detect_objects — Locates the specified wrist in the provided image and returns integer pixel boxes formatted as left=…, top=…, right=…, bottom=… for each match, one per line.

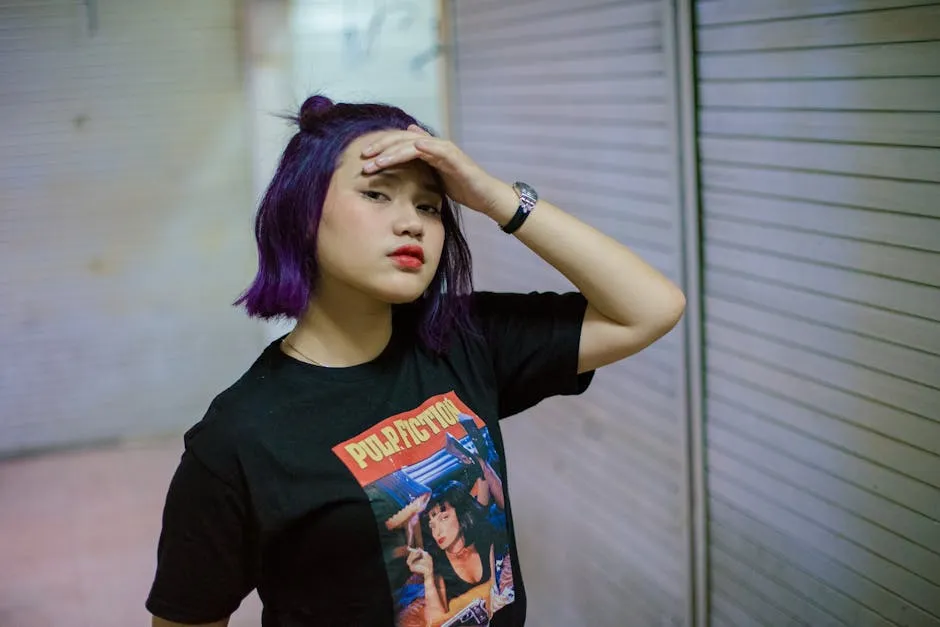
left=481, top=180, right=520, bottom=226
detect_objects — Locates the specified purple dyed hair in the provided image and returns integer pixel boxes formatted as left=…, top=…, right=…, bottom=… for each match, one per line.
left=234, top=95, right=474, bottom=352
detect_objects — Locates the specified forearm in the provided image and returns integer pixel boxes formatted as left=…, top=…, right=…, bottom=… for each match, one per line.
left=423, top=576, right=448, bottom=620
left=483, top=182, right=686, bottom=333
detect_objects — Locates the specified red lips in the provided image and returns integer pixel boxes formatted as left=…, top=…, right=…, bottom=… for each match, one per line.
left=389, top=246, right=425, bottom=270
left=390, top=245, right=425, bottom=262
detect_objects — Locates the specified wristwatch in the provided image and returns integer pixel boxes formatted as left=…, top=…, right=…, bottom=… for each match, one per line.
left=501, top=181, right=539, bottom=234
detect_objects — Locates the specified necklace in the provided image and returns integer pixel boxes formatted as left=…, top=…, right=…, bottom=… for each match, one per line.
left=282, top=337, right=323, bottom=366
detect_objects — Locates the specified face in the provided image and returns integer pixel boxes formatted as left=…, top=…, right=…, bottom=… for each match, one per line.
left=427, top=501, right=462, bottom=552
left=315, top=132, right=446, bottom=306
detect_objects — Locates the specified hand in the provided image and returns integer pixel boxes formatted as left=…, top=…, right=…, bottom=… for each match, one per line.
left=361, top=126, right=512, bottom=217
left=406, top=547, right=434, bottom=579
left=491, top=587, right=513, bottom=613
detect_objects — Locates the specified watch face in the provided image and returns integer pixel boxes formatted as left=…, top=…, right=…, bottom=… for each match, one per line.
left=513, top=181, right=538, bottom=204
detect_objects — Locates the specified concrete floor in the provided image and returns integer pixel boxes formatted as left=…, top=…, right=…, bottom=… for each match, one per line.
left=0, top=436, right=262, bottom=627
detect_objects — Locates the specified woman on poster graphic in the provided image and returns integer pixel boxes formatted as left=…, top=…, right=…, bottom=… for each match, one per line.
left=407, top=481, right=500, bottom=624
left=406, top=425, right=510, bottom=626
left=147, top=94, right=686, bottom=627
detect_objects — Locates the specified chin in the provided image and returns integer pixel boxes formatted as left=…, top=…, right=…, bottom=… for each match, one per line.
left=382, top=292, right=424, bottom=306
left=370, top=278, right=434, bottom=305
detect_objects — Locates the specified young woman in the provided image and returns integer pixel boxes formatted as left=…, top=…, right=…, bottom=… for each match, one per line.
left=408, top=480, right=502, bottom=626
left=147, top=95, right=685, bottom=627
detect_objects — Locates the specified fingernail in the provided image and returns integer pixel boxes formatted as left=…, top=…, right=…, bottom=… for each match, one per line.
left=363, top=144, right=374, bottom=155
left=376, top=156, right=390, bottom=166
left=363, top=161, right=376, bottom=172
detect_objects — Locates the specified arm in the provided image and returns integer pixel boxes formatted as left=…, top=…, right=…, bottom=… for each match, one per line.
left=153, top=617, right=229, bottom=627
left=362, top=128, right=686, bottom=373
left=146, top=450, right=255, bottom=627
left=434, top=575, right=450, bottom=621
left=479, top=183, right=686, bottom=373
left=407, top=548, right=449, bottom=622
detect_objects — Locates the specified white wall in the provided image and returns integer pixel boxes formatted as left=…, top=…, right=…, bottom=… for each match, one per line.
left=243, top=0, right=298, bottom=343
left=0, top=0, right=266, bottom=456
left=290, top=0, right=446, bottom=133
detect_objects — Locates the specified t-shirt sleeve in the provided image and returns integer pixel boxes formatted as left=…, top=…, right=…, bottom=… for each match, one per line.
left=146, top=449, right=256, bottom=624
left=472, top=290, right=595, bottom=418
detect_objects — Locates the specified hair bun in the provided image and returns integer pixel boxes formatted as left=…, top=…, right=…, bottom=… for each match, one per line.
left=298, top=95, right=334, bottom=131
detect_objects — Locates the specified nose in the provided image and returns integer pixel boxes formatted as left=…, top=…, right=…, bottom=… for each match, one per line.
left=392, top=201, right=425, bottom=239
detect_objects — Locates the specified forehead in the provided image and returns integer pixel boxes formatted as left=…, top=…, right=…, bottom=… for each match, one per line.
left=337, top=132, right=440, bottom=188
left=430, top=500, right=453, bottom=513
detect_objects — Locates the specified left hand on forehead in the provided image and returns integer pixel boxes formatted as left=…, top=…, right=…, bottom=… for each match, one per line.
left=361, top=125, right=504, bottom=214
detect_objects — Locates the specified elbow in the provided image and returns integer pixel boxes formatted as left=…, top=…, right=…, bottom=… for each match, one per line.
left=627, top=288, right=687, bottom=353
left=651, top=287, right=687, bottom=339
left=670, top=288, right=687, bottom=326
left=649, top=287, right=686, bottom=343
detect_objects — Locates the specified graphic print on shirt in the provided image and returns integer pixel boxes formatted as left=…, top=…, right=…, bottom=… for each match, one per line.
left=333, top=392, right=514, bottom=627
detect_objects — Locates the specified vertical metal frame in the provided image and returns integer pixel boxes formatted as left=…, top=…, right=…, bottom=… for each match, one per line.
left=663, top=1, right=709, bottom=626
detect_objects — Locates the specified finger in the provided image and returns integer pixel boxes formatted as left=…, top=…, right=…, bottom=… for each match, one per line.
left=363, top=136, right=423, bottom=168
left=413, top=137, right=454, bottom=161
left=363, top=141, right=422, bottom=173
left=408, top=124, right=433, bottom=137
left=362, top=130, right=424, bottom=157
left=413, top=138, right=464, bottom=173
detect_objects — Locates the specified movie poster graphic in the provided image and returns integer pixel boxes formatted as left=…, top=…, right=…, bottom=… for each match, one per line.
left=333, top=392, right=514, bottom=627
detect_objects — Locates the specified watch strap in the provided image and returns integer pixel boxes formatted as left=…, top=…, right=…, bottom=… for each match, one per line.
left=501, top=182, right=538, bottom=234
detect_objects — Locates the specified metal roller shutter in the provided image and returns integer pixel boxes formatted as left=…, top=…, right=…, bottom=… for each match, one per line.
left=449, top=2, right=691, bottom=625
left=0, top=1, right=261, bottom=456
left=695, top=2, right=940, bottom=625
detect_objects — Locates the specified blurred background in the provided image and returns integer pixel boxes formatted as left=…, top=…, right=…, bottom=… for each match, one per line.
left=0, top=1, right=937, bottom=626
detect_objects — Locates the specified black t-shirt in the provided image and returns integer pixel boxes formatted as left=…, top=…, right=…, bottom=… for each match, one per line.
left=146, top=291, right=594, bottom=627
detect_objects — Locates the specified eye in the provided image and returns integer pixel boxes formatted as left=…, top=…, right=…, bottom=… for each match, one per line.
left=419, top=204, right=442, bottom=215
left=361, top=190, right=389, bottom=201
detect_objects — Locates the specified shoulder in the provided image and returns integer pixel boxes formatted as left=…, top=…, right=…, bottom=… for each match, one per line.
left=182, top=341, right=293, bottom=480
left=469, top=290, right=586, bottom=315
left=450, top=290, right=588, bottom=353
left=467, top=290, right=588, bottom=333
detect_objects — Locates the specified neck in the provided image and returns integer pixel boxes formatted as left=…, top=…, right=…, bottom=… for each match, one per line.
left=286, top=282, right=394, bottom=367
left=446, top=538, right=468, bottom=558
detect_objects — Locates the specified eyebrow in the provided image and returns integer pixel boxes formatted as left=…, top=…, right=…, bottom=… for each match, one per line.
left=359, top=170, right=442, bottom=198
